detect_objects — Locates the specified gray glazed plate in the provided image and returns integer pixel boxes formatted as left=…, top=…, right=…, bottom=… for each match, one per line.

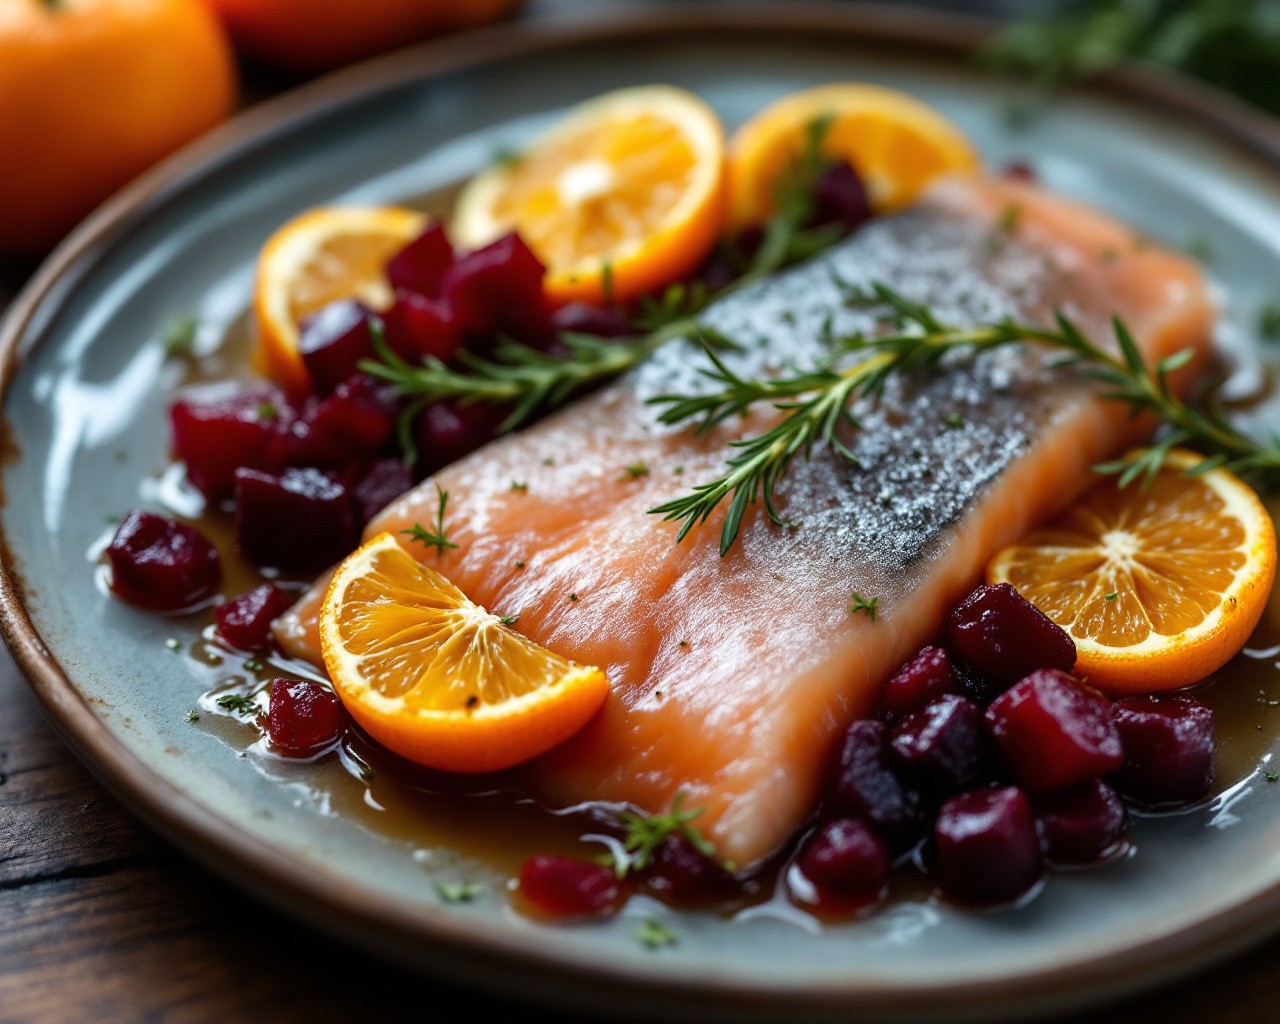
left=7, top=6, right=1280, bottom=1022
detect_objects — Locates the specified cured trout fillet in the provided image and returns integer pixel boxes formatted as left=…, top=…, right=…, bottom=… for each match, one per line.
left=276, top=177, right=1213, bottom=868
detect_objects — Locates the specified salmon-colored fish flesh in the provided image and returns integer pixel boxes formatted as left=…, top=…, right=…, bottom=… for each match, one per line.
left=276, top=176, right=1213, bottom=868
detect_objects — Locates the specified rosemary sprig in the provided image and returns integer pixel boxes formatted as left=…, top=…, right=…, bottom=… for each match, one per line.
left=606, top=792, right=718, bottom=880
left=651, top=281, right=1280, bottom=554
left=400, top=483, right=457, bottom=556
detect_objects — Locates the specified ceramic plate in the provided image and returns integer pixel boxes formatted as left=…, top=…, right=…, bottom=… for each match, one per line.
left=7, top=6, right=1280, bottom=1021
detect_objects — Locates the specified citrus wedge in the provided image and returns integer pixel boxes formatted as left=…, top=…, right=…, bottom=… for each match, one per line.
left=451, top=84, right=727, bottom=305
left=987, top=449, right=1276, bottom=694
left=728, top=82, right=978, bottom=227
left=319, top=532, right=609, bottom=772
left=253, top=205, right=427, bottom=392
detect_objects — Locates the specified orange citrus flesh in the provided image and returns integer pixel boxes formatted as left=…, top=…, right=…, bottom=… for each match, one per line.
left=451, top=84, right=727, bottom=305
left=987, top=449, right=1276, bottom=694
left=253, top=206, right=427, bottom=392
left=728, top=82, right=978, bottom=228
left=318, top=532, right=609, bottom=773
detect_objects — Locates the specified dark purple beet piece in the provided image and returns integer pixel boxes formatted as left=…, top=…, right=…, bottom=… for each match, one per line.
left=298, top=299, right=375, bottom=396
left=215, top=583, right=294, bottom=651
left=383, top=290, right=460, bottom=363
left=1034, top=779, right=1128, bottom=865
left=352, top=458, right=415, bottom=524
left=385, top=222, right=453, bottom=297
left=415, top=400, right=501, bottom=472
left=792, top=818, right=890, bottom=909
left=1001, top=160, right=1038, bottom=182
left=441, top=232, right=549, bottom=343
left=646, top=836, right=736, bottom=903
left=1110, top=694, right=1215, bottom=809
left=985, top=669, right=1123, bottom=793
left=106, top=510, right=221, bottom=611
left=549, top=301, right=635, bottom=339
left=233, top=467, right=357, bottom=573
left=827, top=719, right=924, bottom=849
left=934, top=786, right=1043, bottom=906
left=170, top=382, right=290, bottom=501
left=267, top=678, right=344, bottom=757
left=272, top=373, right=398, bottom=469
left=888, top=694, right=992, bottom=795
left=945, top=583, right=1076, bottom=688
left=881, top=645, right=962, bottom=719
left=519, top=855, right=619, bottom=917
left=809, top=162, right=872, bottom=231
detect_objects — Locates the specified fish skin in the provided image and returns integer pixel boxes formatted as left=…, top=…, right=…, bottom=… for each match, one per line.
left=275, top=176, right=1213, bottom=868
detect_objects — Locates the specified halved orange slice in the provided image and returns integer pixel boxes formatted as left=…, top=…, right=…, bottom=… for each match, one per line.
left=253, top=206, right=426, bottom=392
left=451, top=84, right=727, bottom=305
left=728, top=83, right=978, bottom=228
left=987, top=449, right=1276, bottom=694
left=318, top=532, right=609, bottom=772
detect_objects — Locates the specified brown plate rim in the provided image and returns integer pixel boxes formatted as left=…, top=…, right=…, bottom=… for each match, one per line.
left=5, top=4, right=1280, bottom=1020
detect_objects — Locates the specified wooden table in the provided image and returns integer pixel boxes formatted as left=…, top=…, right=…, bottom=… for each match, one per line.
left=4, top=3, right=1280, bottom=1020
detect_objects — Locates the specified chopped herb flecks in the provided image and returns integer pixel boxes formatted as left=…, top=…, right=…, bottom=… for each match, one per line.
left=636, top=918, right=678, bottom=950
left=1104, top=592, right=1118, bottom=602
left=216, top=693, right=259, bottom=716
left=162, top=314, right=198, bottom=359
left=509, top=480, right=528, bottom=492
left=607, top=792, right=717, bottom=879
left=849, top=592, right=879, bottom=621
left=623, top=463, right=650, bottom=480
left=499, top=613, right=520, bottom=625
left=435, top=880, right=483, bottom=904
left=186, top=709, right=200, bottom=723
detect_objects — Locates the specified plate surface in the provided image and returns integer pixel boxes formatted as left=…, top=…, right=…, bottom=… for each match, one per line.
left=7, top=7, right=1280, bottom=1022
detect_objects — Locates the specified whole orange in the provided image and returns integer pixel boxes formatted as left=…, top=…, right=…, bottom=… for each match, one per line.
left=205, top=0, right=523, bottom=74
left=0, top=0, right=236, bottom=256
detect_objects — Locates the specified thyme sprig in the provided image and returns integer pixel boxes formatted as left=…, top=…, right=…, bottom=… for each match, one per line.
left=651, top=282, right=1280, bottom=554
left=607, top=792, right=718, bottom=880
left=400, top=483, right=457, bottom=556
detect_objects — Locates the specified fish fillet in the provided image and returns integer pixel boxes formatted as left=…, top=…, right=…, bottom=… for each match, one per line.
left=276, top=177, right=1213, bottom=868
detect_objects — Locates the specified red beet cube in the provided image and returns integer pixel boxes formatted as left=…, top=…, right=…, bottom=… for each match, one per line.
left=888, top=694, right=992, bottom=795
left=1034, top=779, right=1128, bottom=865
left=809, top=162, right=871, bottom=232
left=170, top=382, right=290, bottom=501
left=352, top=457, right=415, bottom=524
left=881, top=645, right=962, bottom=719
left=1110, top=695, right=1215, bottom=809
left=383, top=290, right=460, bottom=363
left=827, top=719, right=924, bottom=849
left=298, top=300, right=375, bottom=396
left=272, top=374, right=398, bottom=469
left=107, top=510, right=221, bottom=611
left=645, top=836, right=735, bottom=903
left=415, top=400, right=501, bottom=472
left=233, top=467, right=357, bottom=573
left=934, top=786, right=1043, bottom=906
left=386, top=222, right=454, bottom=298
left=518, top=855, right=619, bottom=917
left=985, top=669, right=1123, bottom=793
left=945, top=583, right=1076, bottom=688
left=792, top=818, right=890, bottom=909
left=549, top=301, right=635, bottom=339
left=267, top=678, right=344, bottom=756
left=216, top=583, right=294, bottom=650
left=442, top=232, right=549, bottom=343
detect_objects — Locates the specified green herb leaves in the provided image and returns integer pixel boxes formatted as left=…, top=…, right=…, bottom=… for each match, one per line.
left=607, top=792, right=717, bottom=879
left=400, top=484, right=457, bottom=557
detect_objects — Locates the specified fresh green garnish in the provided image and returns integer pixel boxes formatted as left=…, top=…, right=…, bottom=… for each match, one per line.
left=186, top=709, right=200, bottom=723
left=401, top=484, right=458, bottom=557
left=943, top=412, right=966, bottom=429
left=623, top=463, right=650, bottom=480
left=848, top=592, right=879, bottom=621
left=216, top=693, right=259, bottom=716
left=1105, top=592, right=1119, bottom=602
left=162, top=314, right=198, bottom=359
left=608, top=792, right=717, bottom=879
left=435, top=881, right=483, bottom=904
left=1259, top=302, right=1280, bottom=341
left=254, top=401, right=279, bottom=421
left=635, top=918, right=679, bottom=950
left=243, top=658, right=264, bottom=673
left=509, top=480, right=528, bottom=492
left=499, top=613, right=520, bottom=625
left=1266, top=770, right=1278, bottom=783
left=165, top=637, right=181, bottom=652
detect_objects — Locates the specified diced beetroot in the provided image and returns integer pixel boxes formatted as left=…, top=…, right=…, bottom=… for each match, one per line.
left=106, top=510, right=221, bottom=611
left=1035, top=779, right=1128, bottom=865
left=646, top=836, right=736, bottom=903
left=234, top=467, right=357, bottom=573
left=298, top=299, right=375, bottom=396
left=549, top=302, right=635, bottom=339
left=985, top=669, right=1123, bottom=793
left=170, top=382, right=290, bottom=501
left=216, top=583, right=294, bottom=650
left=945, top=583, right=1076, bottom=688
left=792, top=818, right=890, bottom=909
left=383, top=290, right=460, bottom=363
left=888, top=694, right=992, bottom=795
left=271, top=374, right=398, bottom=469
left=267, top=678, right=344, bottom=756
left=934, top=786, right=1043, bottom=906
left=416, top=400, right=501, bottom=472
left=809, top=162, right=871, bottom=232
left=1110, top=695, right=1215, bottom=809
left=518, top=855, right=619, bottom=917
left=352, top=458, right=415, bottom=524
left=881, top=646, right=962, bottom=719
left=827, top=719, right=924, bottom=849
left=442, top=232, right=549, bottom=344
left=386, top=222, right=453, bottom=298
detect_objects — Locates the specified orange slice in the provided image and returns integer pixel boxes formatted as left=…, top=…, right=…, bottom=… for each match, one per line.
left=728, top=83, right=978, bottom=228
left=318, top=532, right=609, bottom=772
left=253, top=206, right=427, bottom=392
left=987, top=449, right=1276, bottom=694
left=451, top=84, right=727, bottom=305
